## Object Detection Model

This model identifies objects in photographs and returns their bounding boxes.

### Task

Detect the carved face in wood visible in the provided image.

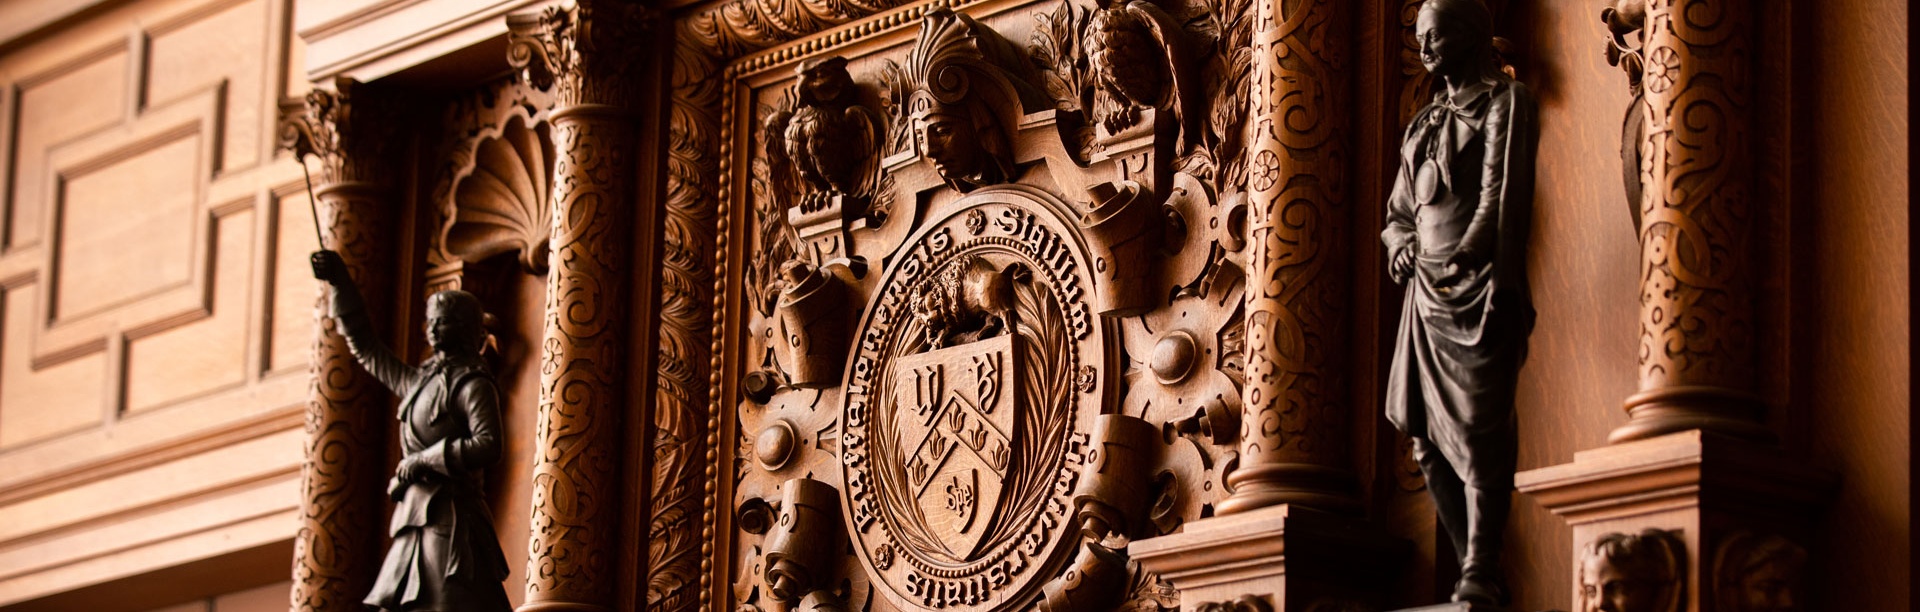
[1716,533,1807,612]
[915,110,992,188]
[1578,531,1684,612]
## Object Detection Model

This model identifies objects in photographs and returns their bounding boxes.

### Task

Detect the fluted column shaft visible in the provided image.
[508,4,649,610]
[1614,0,1768,444]
[282,82,402,612]
[1219,0,1358,516]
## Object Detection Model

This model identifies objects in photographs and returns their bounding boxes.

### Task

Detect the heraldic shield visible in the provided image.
[892,334,1021,559]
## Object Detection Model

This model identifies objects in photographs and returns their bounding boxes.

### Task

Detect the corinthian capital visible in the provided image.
[278,77,403,186]
[507,0,655,108]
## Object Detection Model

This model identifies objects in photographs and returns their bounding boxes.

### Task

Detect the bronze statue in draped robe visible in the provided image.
[1381,0,1536,605]
[311,250,514,612]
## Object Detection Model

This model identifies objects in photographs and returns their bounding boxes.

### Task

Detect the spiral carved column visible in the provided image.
[1612,0,1770,444]
[1217,0,1359,516]
[279,80,403,612]
[508,4,650,610]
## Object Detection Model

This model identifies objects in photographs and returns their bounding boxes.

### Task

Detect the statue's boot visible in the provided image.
[1412,439,1470,567]
[1452,483,1512,606]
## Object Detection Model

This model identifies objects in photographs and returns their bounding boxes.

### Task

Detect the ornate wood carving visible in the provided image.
[1612,0,1768,444]
[1579,529,1687,612]
[675,2,940,610]
[1217,0,1358,516]
[278,79,404,612]
[425,79,556,295]
[507,3,653,609]
[699,0,1376,608]
[1712,532,1806,612]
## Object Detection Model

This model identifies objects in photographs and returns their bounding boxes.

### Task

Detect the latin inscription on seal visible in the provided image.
[841,186,1107,610]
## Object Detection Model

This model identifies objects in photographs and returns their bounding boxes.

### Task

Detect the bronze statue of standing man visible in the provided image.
[1382,0,1536,605]
[311,250,514,612]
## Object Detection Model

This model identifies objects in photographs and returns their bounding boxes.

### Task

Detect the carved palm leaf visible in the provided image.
[448,116,556,274]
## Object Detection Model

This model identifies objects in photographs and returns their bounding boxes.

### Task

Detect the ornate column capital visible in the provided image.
[506,0,656,109]
[278,77,404,187]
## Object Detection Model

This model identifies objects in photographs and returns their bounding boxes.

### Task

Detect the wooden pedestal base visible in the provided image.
[1516,430,1835,612]
[1130,504,1404,612]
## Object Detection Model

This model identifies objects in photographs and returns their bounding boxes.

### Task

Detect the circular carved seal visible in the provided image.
[839,185,1108,611]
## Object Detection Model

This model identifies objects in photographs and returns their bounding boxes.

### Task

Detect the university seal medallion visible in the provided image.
[840,185,1109,610]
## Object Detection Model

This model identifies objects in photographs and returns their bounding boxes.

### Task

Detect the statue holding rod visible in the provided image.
[1382,0,1537,605]
[310,249,514,612]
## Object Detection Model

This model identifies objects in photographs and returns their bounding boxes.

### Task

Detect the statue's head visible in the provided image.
[425,290,487,356]
[1579,530,1685,612]
[1416,0,1495,80]
[797,56,853,106]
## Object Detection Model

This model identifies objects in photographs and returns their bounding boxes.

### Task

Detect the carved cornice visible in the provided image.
[277,77,403,187]
[507,0,656,109]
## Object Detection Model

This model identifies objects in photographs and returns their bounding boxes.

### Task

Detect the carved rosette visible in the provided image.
[509,3,652,609]
[1219,0,1356,515]
[839,187,1107,611]
[279,82,402,612]
[1614,0,1768,444]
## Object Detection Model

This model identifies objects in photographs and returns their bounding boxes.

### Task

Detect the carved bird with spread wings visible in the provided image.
[1084,0,1200,145]
[765,56,883,216]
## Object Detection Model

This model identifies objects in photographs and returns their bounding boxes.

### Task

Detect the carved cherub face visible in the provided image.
[1580,556,1667,612]
[425,290,486,356]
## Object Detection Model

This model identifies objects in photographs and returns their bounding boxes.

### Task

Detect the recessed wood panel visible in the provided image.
[267,191,320,375]
[9,50,129,249]
[0,281,106,448]
[0,426,300,544]
[52,135,201,321]
[123,207,253,412]
[146,0,269,170]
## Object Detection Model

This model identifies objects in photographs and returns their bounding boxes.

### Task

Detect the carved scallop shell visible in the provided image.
[449,116,554,274]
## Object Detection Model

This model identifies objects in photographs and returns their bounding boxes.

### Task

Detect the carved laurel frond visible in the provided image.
[448,116,555,274]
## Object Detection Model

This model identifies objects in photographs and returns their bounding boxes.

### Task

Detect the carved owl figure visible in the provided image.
[768,56,881,212]
[1081,0,1196,140]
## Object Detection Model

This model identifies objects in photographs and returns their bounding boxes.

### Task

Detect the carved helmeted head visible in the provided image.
[425,290,487,357]
[900,8,1046,192]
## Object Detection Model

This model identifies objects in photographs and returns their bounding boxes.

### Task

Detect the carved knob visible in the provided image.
[1149,330,1199,384]
[756,420,798,471]
[744,370,780,404]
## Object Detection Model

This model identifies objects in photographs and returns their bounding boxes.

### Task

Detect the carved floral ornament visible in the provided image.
[723,2,1262,611]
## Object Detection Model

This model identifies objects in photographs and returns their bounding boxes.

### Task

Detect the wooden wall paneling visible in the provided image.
[5,45,130,251]
[122,201,255,413]
[1797,0,1910,608]
[0,278,108,447]
[144,0,272,171]
[1496,1,1642,608]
